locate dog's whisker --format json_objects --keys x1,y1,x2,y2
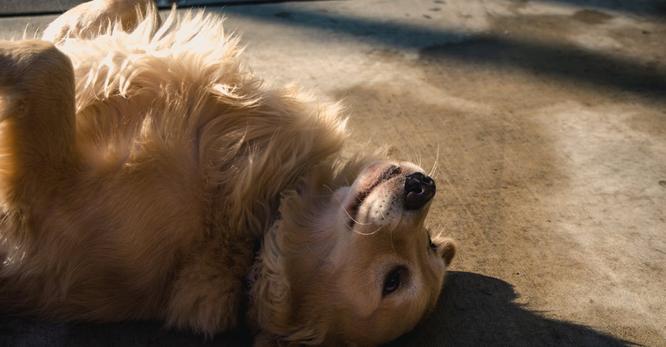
[
  {"x1": 411, "y1": 147, "x2": 421, "y2": 168},
  {"x1": 342, "y1": 206, "x2": 372, "y2": 226},
  {"x1": 340, "y1": 215, "x2": 373, "y2": 233},
  {"x1": 429, "y1": 145, "x2": 440, "y2": 178},
  {"x1": 349, "y1": 224, "x2": 383, "y2": 236}
]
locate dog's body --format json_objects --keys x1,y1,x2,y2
[{"x1": 0, "y1": 1, "x2": 455, "y2": 345}]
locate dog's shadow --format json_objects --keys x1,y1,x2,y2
[
  {"x1": 389, "y1": 271, "x2": 631, "y2": 346},
  {"x1": 0, "y1": 271, "x2": 631, "y2": 346}
]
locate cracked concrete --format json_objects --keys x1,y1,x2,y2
[{"x1": 1, "y1": 0, "x2": 665, "y2": 345}]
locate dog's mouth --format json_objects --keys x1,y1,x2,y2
[{"x1": 346, "y1": 164, "x2": 402, "y2": 228}]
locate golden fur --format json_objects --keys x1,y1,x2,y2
[{"x1": 0, "y1": 1, "x2": 456, "y2": 345}]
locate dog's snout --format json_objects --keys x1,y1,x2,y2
[{"x1": 404, "y1": 172, "x2": 436, "y2": 210}]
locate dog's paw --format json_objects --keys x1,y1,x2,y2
[
  {"x1": 42, "y1": 0, "x2": 153, "y2": 43},
  {"x1": 0, "y1": 40, "x2": 74, "y2": 122}
]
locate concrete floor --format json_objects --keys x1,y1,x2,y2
[{"x1": 1, "y1": 0, "x2": 665, "y2": 346}]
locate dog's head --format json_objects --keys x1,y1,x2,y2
[{"x1": 250, "y1": 159, "x2": 455, "y2": 346}]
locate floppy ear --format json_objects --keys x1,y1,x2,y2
[
  {"x1": 248, "y1": 191, "x2": 327, "y2": 345},
  {"x1": 247, "y1": 219, "x2": 293, "y2": 338},
  {"x1": 431, "y1": 234, "x2": 457, "y2": 266}
]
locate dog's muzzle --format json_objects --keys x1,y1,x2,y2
[{"x1": 404, "y1": 172, "x2": 436, "y2": 210}]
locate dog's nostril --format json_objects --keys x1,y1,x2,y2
[
  {"x1": 405, "y1": 173, "x2": 424, "y2": 194},
  {"x1": 422, "y1": 175, "x2": 434, "y2": 186},
  {"x1": 404, "y1": 172, "x2": 436, "y2": 210}
]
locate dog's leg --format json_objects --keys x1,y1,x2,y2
[
  {"x1": 42, "y1": 0, "x2": 155, "y2": 43},
  {"x1": 165, "y1": 235, "x2": 255, "y2": 336},
  {"x1": 0, "y1": 40, "x2": 78, "y2": 203}
]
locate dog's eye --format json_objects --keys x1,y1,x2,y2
[{"x1": 382, "y1": 266, "x2": 406, "y2": 296}]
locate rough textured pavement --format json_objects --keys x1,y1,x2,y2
[{"x1": 1, "y1": 0, "x2": 665, "y2": 346}]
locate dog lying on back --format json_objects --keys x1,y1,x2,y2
[{"x1": 0, "y1": 1, "x2": 456, "y2": 345}]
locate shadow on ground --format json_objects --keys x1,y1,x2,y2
[
  {"x1": 419, "y1": 35, "x2": 665, "y2": 101},
  {"x1": 390, "y1": 272, "x2": 631, "y2": 346},
  {"x1": 221, "y1": 4, "x2": 666, "y2": 102},
  {"x1": 535, "y1": 0, "x2": 666, "y2": 18},
  {"x1": 0, "y1": 272, "x2": 630, "y2": 346}
]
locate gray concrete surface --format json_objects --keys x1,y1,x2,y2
[
  {"x1": 1, "y1": 0, "x2": 665, "y2": 345},
  {"x1": 0, "y1": 1, "x2": 296, "y2": 16},
  {"x1": 0, "y1": 1, "x2": 84, "y2": 16}
]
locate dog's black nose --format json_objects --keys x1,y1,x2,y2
[
  {"x1": 404, "y1": 172, "x2": 436, "y2": 210},
  {"x1": 405, "y1": 172, "x2": 437, "y2": 210}
]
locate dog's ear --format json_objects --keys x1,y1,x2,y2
[
  {"x1": 247, "y1": 220, "x2": 293, "y2": 337},
  {"x1": 248, "y1": 195, "x2": 328, "y2": 345},
  {"x1": 431, "y1": 234, "x2": 457, "y2": 267}
]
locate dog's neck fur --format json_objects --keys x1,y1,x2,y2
[{"x1": 247, "y1": 155, "x2": 382, "y2": 345}]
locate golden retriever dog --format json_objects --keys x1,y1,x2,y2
[{"x1": 0, "y1": 1, "x2": 456, "y2": 345}]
